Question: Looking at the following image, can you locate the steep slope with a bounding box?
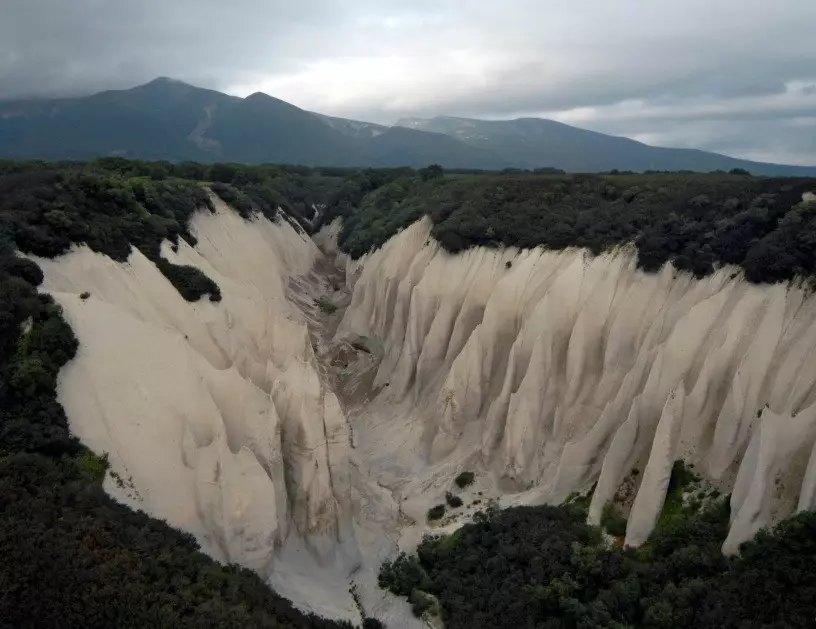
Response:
[335,211,816,554]
[0,79,487,168]
[363,126,506,169]
[210,92,367,166]
[0,78,235,161]
[31,199,361,621]
[397,115,816,176]
[9,159,816,626]
[4,78,816,174]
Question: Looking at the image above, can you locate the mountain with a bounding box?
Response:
[0,78,365,165]
[311,113,388,139]
[396,115,816,176]
[0,78,503,169]
[1,78,815,174]
[363,125,504,169]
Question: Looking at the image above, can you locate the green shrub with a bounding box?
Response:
[427,504,446,521]
[445,492,463,508]
[378,552,431,597]
[601,503,628,537]
[657,460,702,529]
[378,501,816,629]
[79,449,109,483]
[454,471,475,489]
[409,589,437,618]
[0,453,351,628]
[156,259,222,302]
[316,297,338,314]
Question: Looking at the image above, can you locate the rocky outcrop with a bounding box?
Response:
[337,218,816,553]
[32,199,358,603]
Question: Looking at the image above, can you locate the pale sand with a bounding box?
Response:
[337,216,816,556]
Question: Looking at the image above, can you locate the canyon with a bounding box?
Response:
[31,194,816,625]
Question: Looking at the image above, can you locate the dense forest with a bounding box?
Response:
[321,167,816,284]
[379,495,816,628]
[3,157,816,627]
[0,454,353,629]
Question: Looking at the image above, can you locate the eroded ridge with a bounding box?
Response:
[33,198,358,590]
[337,217,816,553]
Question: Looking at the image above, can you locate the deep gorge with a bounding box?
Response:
[3,160,816,628]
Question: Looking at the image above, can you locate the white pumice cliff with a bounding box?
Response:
[32,199,362,621]
[336,216,816,556]
[32,197,816,623]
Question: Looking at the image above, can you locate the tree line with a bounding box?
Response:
[324,168,816,284]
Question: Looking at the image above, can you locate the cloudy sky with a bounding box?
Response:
[2,0,815,164]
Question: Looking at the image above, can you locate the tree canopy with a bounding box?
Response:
[325,171,816,284]
[380,499,816,628]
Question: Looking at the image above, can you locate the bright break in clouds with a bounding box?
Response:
[1,0,815,164]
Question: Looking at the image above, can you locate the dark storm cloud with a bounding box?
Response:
[1,0,815,163]
[0,0,349,98]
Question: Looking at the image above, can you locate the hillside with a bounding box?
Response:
[2,78,815,174]
[3,158,816,627]
[396,116,816,176]
[0,161,365,627]
[0,79,503,169]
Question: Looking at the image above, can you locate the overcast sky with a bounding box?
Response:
[2,0,815,164]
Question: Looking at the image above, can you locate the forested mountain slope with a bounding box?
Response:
[0,159,360,628]
[0,79,503,169]
[2,78,815,174]
[396,116,816,176]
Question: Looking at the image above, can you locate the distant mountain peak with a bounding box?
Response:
[136,76,193,89]
[394,117,429,129]
[0,79,814,174]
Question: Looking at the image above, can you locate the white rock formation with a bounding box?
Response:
[33,199,816,623]
[32,199,360,620]
[337,217,816,554]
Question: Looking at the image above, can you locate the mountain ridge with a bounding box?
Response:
[1,78,814,174]
[394,114,816,175]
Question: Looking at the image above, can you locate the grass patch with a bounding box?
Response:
[564,485,595,519]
